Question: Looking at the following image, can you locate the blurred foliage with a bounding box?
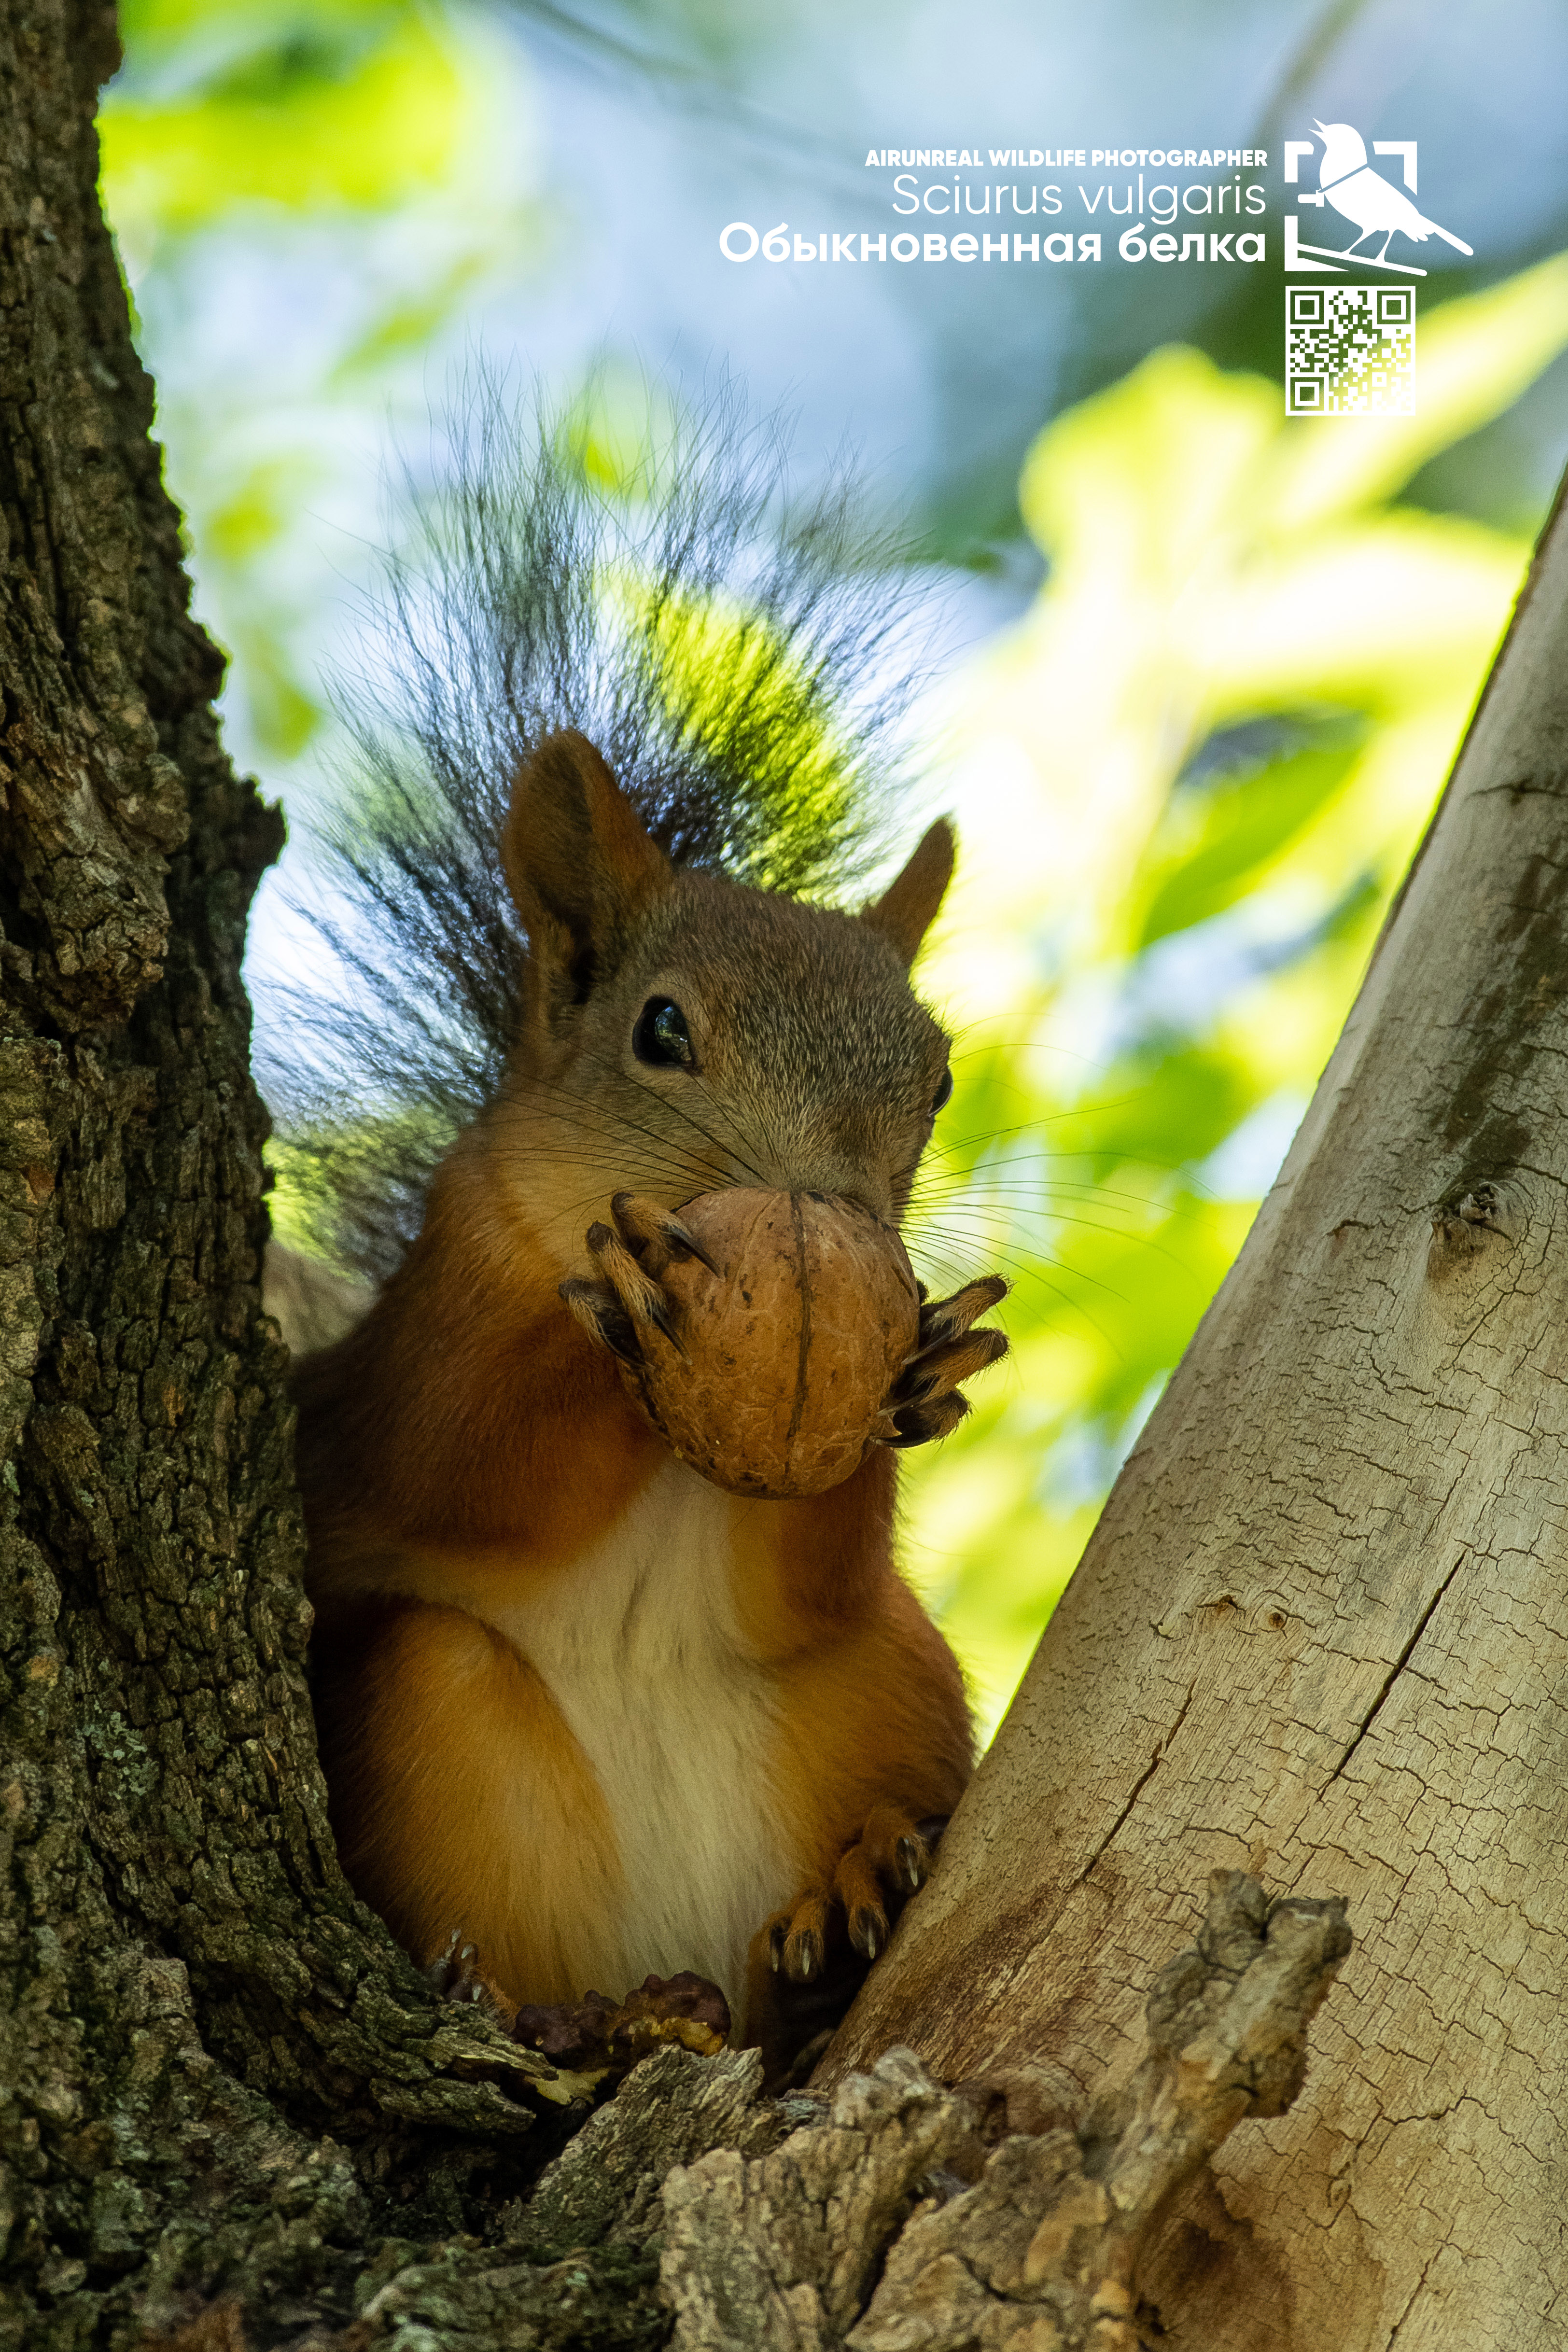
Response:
[102,0,546,774]
[104,0,466,222]
[899,253,1568,1735]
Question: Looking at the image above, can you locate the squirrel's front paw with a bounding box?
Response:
[559,1190,718,1366]
[872,1274,1008,1449]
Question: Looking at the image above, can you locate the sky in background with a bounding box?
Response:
[508,0,1568,544]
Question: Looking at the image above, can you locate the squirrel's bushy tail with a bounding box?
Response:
[256,374,925,1283]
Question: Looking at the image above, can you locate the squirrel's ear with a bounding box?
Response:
[503,730,671,1020]
[860,819,954,966]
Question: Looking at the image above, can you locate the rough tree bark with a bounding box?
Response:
[826,477,1568,2348]
[0,6,633,2346]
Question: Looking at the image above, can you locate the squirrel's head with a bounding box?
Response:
[496,729,953,1230]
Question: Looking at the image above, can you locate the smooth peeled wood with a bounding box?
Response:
[822,480,1568,2351]
[621,1188,921,1499]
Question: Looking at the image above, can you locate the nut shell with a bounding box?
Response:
[622,1188,921,1499]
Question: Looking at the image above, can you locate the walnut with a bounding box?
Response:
[623,1189,921,1499]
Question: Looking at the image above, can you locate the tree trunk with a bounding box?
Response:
[0,8,632,2346]
[825,476,1568,2350]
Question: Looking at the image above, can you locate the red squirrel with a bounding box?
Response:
[278,403,1008,2072]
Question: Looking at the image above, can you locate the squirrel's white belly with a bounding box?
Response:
[482,1459,791,2022]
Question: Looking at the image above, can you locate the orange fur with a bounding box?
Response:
[296,1152,669,1568]
[303,1162,972,2041]
[312,1598,620,2007]
[297,732,980,2056]
[728,1457,971,1872]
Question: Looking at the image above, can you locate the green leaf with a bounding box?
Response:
[102,9,467,226]
[1134,725,1364,948]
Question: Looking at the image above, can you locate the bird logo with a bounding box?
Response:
[1298,123,1472,269]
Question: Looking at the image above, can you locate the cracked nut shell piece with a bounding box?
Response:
[511,1971,731,2072]
[622,1188,921,1499]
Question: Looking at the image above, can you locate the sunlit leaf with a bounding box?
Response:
[1134,726,1364,949]
[102,9,466,225]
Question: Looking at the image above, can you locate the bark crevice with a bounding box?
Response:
[1320,1553,1465,1788]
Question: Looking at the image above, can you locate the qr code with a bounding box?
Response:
[1285,286,1414,416]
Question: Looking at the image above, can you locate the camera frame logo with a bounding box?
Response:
[1282,127,1471,419]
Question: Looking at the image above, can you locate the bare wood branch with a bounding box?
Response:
[826,468,1568,2350]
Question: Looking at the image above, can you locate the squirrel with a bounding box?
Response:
[270,388,1009,2076]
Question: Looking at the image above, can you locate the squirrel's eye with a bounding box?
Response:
[633,997,696,1069]
[931,1067,953,1115]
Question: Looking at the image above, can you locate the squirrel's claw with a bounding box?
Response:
[871,1273,1008,1450]
[877,1392,971,1450]
[560,1275,644,1367]
[760,1806,948,1985]
[586,1218,668,1327]
[425,1928,519,2030]
[898,1323,1008,1404]
[913,1273,1008,1349]
[564,1194,699,1363]
[610,1190,722,1277]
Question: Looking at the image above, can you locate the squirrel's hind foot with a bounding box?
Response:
[426,1928,520,2032]
[747,1811,950,2086]
[763,1805,950,1984]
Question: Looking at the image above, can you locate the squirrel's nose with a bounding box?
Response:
[765,1162,894,1223]
[752,1112,896,1223]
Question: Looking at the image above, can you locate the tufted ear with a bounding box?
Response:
[860,819,955,967]
[503,729,672,1028]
